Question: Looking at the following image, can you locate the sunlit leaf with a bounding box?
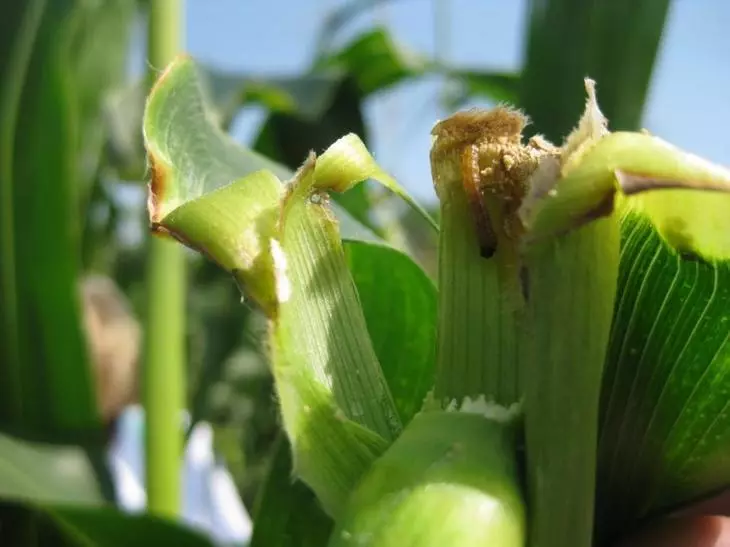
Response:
[522,131,730,262]
[142,55,381,313]
[269,155,399,516]
[596,210,730,540]
[144,56,441,520]
[251,240,437,545]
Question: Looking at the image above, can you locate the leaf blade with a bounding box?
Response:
[344,241,437,425]
[597,210,730,539]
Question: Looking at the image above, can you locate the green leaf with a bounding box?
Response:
[270,155,399,515]
[45,506,215,546]
[522,129,730,262]
[69,0,135,192]
[596,209,730,540]
[107,66,345,180]
[142,55,382,313]
[0,432,105,506]
[345,241,437,425]
[143,55,438,517]
[521,217,620,547]
[207,67,343,128]
[318,27,430,97]
[0,0,99,433]
[251,436,334,547]
[250,240,435,546]
[318,27,519,106]
[315,132,437,232]
[251,75,377,234]
[520,0,671,140]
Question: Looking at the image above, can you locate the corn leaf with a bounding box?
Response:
[521,0,671,140]
[270,155,400,516]
[144,55,437,520]
[44,507,215,546]
[345,241,437,424]
[0,0,100,434]
[250,436,334,547]
[0,432,105,506]
[596,209,730,540]
[106,67,343,179]
[523,131,730,262]
[143,56,382,313]
[250,239,436,545]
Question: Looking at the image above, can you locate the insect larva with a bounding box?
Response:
[461,144,497,259]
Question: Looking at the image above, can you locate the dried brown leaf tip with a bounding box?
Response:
[560,78,608,170]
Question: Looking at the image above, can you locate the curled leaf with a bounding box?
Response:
[314,132,438,232]
[520,84,730,262]
[270,156,400,516]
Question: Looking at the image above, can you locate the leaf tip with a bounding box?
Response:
[560,77,608,169]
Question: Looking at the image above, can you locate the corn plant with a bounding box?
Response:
[143,54,730,547]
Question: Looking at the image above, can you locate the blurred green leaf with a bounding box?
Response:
[318,27,430,97]
[0,0,99,433]
[70,0,135,193]
[251,436,334,547]
[0,432,105,506]
[596,210,730,540]
[521,0,671,140]
[345,241,437,424]
[316,0,401,54]
[45,506,215,546]
[252,75,377,233]
[208,67,343,128]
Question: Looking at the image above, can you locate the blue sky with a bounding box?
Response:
[147,0,730,203]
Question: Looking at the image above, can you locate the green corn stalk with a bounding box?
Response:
[143,0,186,517]
[431,78,730,547]
[143,56,730,546]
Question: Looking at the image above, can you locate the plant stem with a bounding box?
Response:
[430,109,545,407]
[522,217,620,547]
[143,0,185,518]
